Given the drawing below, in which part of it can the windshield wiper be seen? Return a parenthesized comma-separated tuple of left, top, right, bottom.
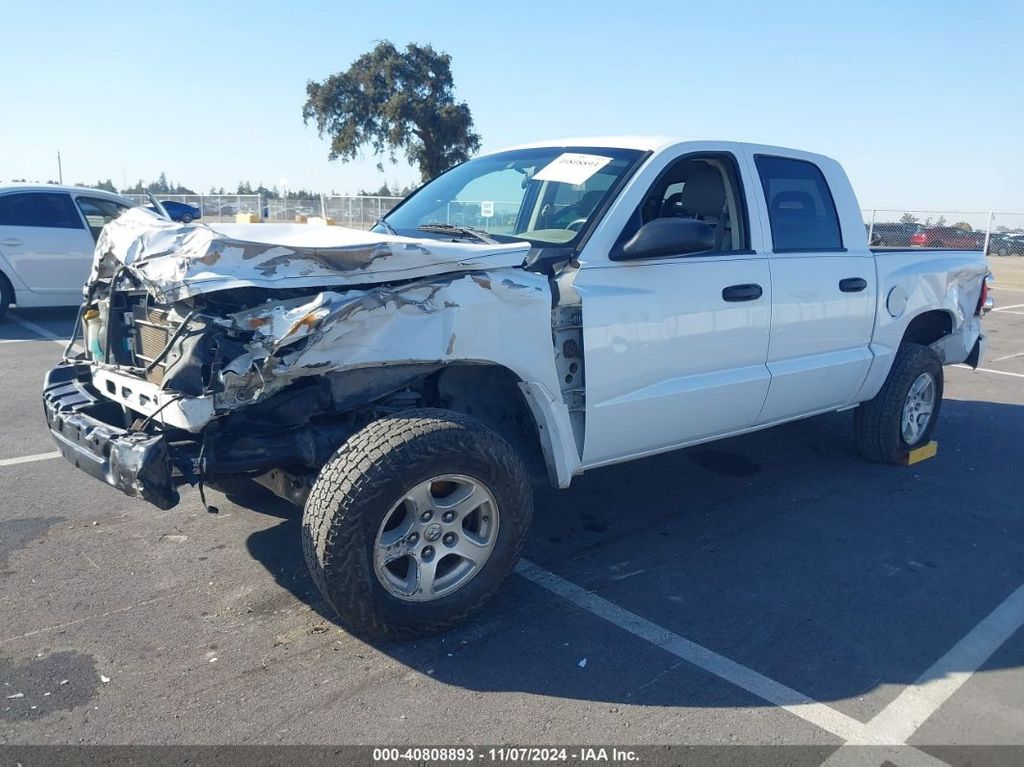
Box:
(374, 217, 398, 235)
(416, 222, 497, 244)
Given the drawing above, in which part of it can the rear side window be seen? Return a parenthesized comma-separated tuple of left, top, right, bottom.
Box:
(76, 196, 130, 240)
(0, 192, 84, 229)
(754, 156, 842, 251)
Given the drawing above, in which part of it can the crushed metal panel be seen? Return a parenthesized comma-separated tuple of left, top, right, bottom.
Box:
(92, 208, 531, 301)
(215, 270, 555, 410)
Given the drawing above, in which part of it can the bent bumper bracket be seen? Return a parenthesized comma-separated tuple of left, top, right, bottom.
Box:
(43, 363, 182, 509)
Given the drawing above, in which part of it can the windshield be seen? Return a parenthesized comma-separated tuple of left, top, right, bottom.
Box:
(379, 147, 644, 246)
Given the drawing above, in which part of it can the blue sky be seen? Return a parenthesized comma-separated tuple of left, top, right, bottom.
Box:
(1, 0, 1021, 210)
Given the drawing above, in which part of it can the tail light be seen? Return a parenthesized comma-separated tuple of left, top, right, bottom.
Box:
(910, 233, 926, 246)
(976, 275, 990, 316)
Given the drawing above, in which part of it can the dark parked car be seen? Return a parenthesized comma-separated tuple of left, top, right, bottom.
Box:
(866, 222, 925, 247)
(146, 200, 201, 223)
(988, 233, 1024, 256)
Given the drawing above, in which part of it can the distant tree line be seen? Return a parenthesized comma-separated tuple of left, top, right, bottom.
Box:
(899, 212, 976, 230)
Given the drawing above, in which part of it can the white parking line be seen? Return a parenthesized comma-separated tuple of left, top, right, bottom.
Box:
(516, 559, 878, 743)
(0, 451, 61, 468)
(953, 365, 1024, 379)
(6, 313, 70, 348)
(518, 559, 1024, 758)
(865, 582, 1024, 744)
(992, 302, 1024, 312)
(992, 351, 1024, 362)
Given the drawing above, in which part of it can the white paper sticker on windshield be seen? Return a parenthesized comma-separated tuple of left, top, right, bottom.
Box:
(533, 153, 613, 186)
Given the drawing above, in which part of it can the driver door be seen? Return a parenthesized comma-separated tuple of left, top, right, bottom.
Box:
(574, 150, 773, 468)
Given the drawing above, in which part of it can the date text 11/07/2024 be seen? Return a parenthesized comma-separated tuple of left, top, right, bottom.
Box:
(372, 746, 640, 762)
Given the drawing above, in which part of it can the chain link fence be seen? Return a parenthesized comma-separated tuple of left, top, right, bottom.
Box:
(123, 193, 1024, 256)
(262, 196, 404, 227)
(863, 210, 1024, 256)
(122, 193, 262, 223)
(125, 194, 404, 228)
(317, 196, 403, 229)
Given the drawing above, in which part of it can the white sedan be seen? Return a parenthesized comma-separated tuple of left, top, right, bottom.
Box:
(0, 185, 138, 318)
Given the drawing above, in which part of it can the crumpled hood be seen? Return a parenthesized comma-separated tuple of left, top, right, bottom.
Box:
(91, 207, 531, 302)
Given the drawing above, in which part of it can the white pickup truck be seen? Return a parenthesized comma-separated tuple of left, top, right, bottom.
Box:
(43, 137, 989, 638)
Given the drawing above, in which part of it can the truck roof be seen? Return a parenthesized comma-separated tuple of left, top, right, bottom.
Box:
(499, 135, 682, 152)
(495, 136, 836, 164)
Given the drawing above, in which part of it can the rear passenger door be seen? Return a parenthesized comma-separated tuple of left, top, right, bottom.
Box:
(748, 154, 876, 424)
(0, 191, 95, 295)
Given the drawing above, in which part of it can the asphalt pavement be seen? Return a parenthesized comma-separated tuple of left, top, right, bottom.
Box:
(1, 291, 1023, 760)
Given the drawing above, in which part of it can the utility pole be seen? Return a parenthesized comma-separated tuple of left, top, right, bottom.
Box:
(57, 151, 63, 184)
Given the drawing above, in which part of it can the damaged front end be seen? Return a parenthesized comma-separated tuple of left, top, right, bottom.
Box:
(45, 209, 557, 508)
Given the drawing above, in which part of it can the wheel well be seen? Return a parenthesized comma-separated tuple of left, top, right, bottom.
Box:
(230, 362, 554, 486)
(902, 310, 954, 347)
(427, 364, 549, 484)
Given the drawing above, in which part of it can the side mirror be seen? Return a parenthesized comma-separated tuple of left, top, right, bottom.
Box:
(615, 217, 715, 260)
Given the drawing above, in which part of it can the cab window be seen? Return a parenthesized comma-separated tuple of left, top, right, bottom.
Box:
(754, 155, 843, 251)
(620, 153, 749, 252)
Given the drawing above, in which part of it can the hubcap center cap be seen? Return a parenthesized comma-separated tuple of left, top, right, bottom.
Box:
(423, 522, 443, 542)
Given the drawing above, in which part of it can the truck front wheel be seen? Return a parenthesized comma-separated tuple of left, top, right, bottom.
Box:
(302, 409, 533, 639)
(854, 342, 944, 463)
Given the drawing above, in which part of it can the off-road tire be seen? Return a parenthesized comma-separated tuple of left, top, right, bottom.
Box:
(0, 272, 12, 320)
(302, 408, 533, 639)
(854, 342, 943, 463)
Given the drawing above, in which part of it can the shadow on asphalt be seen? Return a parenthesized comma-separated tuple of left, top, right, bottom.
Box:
(241, 398, 1024, 709)
(0, 307, 79, 341)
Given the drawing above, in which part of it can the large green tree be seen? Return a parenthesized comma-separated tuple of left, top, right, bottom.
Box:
(303, 42, 480, 181)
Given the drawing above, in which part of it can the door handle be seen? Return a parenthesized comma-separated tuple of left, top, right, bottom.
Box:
(839, 277, 867, 293)
(2, 238, 21, 247)
(722, 283, 763, 302)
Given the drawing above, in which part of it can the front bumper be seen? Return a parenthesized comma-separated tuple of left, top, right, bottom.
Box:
(43, 363, 186, 509)
(43, 363, 353, 511)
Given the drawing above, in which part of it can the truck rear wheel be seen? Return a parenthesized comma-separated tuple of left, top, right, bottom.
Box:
(854, 342, 943, 463)
(302, 408, 533, 639)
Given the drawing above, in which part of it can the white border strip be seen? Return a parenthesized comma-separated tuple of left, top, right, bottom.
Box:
(6, 313, 69, 348)
(0, 451, 61, 467)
